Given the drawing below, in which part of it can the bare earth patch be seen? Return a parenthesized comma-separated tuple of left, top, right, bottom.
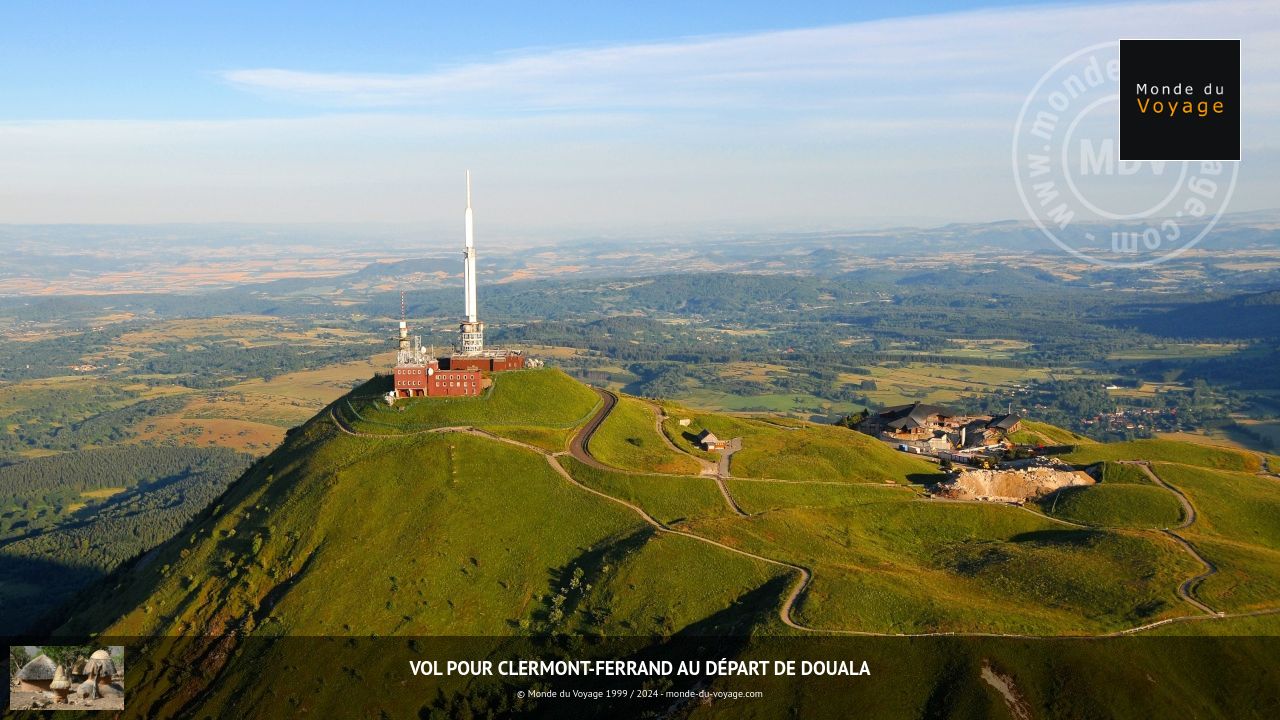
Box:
(935, 459, 1095, 503)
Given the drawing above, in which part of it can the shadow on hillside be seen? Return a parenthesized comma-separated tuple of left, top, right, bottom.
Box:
(906, 472, 948, 487)
(673, 573, 792, 637)
(1038, 485, 1090, 506)
(0, 553, 103, 636)
(536, 527, 656, 631)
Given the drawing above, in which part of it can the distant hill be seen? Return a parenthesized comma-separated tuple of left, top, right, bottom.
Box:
(1125, 290, 1280, 340)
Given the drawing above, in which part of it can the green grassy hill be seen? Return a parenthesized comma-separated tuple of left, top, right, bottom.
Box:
(1038, 484, 1186, 528)
(340, 368, 600, 451)
(588, 395, 702, 475)
(1063, 438, 1261, 472)
(37, 369, 1280, 718)
(661, 404, 940, 483)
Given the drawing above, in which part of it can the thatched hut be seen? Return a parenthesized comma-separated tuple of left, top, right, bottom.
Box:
(15, 653, 57, 694)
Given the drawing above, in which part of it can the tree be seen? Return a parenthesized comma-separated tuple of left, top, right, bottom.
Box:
(40, 645, 94, 671)
(10, 646, 31, 680)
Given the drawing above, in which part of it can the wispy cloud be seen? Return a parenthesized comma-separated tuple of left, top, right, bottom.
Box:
(221, 0, 1280, 116)
(3, 0, 1278, 226)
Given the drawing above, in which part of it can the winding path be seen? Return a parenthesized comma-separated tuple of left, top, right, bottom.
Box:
(1118, 461, 1222, 616)
(567, 388, 617, 471)
(648, 402, 719, 477)
(329, 396, 1277, 638)
(714, 438, 749, 517)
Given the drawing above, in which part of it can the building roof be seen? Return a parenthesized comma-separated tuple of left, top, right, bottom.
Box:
(877, 402, 959, 430)
(988, 414, 1022, 430)
(17, 654, 57, 681)
(695, 430, 720, 444)
(83, 650, 118, 678)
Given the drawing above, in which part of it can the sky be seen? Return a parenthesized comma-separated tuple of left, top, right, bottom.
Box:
(1, 0, 1277, 238)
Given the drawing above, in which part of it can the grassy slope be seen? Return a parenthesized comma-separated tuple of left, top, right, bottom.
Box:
(1064, 439, 1260, 473)
(662, 407, 940, 483)
(699, 481, 1197, 634)
(1100, 461, 1154, 484)
(588, 395, 701, 474)
(1013, 420, 1094, 445)
(1038, 484, 1185, 529)
(59, 408, 771, 641)
(1154, 463, 1280, 611)
(346, 368, 599, 433)
(58, 371, 1272, 640)
(726, 480, 920, 515)
(561, 456, 729, 525)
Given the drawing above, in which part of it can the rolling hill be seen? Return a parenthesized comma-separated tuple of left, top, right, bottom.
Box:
(28, 368, 1280, 718)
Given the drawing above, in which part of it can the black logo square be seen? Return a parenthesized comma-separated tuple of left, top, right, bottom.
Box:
(1120, 39, 1239, 160)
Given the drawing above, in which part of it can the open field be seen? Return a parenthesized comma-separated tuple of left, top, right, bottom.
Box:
(1105, 343, 1244, 361)
(230, 352, 394, 405)
(939, 338, 1032, 358)
(1106, 381, 1189, 399)
(678, 388, 859, 416)
(80, 486, 127, 500)
(715, 361, 793, 382)
(132, 416, 285, 454)
(845, 362, 1093, 407)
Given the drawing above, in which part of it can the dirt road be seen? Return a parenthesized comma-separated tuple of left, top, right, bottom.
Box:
(329, 396, 1276, 637)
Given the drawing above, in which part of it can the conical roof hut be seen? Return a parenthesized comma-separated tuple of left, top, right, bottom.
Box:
(15, 650, 56, 681)
(83, 650, 117, 679)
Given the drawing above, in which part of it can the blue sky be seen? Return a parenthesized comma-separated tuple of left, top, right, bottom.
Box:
(2, 0, 1070, 120)
(1, 0, 1276, 233)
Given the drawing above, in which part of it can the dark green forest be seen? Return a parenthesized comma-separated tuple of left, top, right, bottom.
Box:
(0, 446, 250, 635)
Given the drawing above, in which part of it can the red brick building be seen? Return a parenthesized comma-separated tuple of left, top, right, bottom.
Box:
(394, 360, 482, 398)
(441, 351, 525, 372)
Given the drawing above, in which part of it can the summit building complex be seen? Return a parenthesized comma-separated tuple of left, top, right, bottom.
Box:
(392, 173, 527, 400)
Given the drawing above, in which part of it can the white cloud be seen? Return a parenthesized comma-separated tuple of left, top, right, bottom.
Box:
(220, 0, 1280, 117)
(2, 0, 1277, 228)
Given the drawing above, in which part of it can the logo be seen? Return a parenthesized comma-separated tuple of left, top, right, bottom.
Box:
(1012, 42, 1238, 267)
